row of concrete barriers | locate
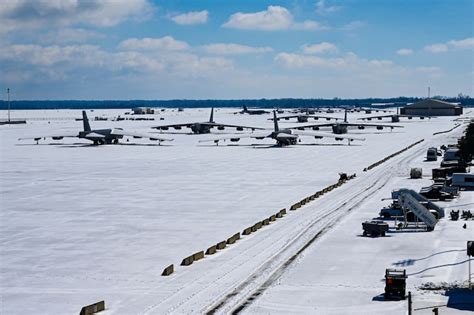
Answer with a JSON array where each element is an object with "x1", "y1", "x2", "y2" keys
[
  {"x1": 433, "y1": 124, "x2": 461, "y2": 136},
  {"x1": 363, "y1": 139, "x2": 425, "y2": 172},
  {"x1": 289, "y1": 174, "x2": 357, "y2": 211},
  {"x1": 79, "y1": 174, "x2": 360, "y2": 313},
  {"x1": 161, "y1": 173, "x2": 358, "y2": 277}
]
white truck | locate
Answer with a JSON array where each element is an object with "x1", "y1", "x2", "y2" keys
[{"x1": 451, "y1": 173, "x2": 474, "y2": 188}]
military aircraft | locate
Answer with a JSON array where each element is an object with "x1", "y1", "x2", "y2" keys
[
  {"x1": 268, "y1": 108, "x2": 342, "y2": 123},
  {"x1": 358, "y1": 107, "x2": 432, "y2": 122},
  {"x1": 236, "y1": 105, "x2": 270, "y2": 115},
  {"x1": 152, "y1": 107, "x2": 265, "y2": 134},
  {"x1": 199, "y1": 111, "x2": 365, "y2": 147},
  {"x1": 288, "y1": 110, "x2": 403, "y2": 134},
  {"x1": 18, "y1": 111, "x2": 173, "y2": 145}
]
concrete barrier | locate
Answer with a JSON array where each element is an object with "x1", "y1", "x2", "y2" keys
[
  {"x1": 242, "y1": 227, "x2": 252, "y2": 235},
  {"x1": 161, "y1": 264, "x2": 174, "y2": 276},
  {"x1": 227, "y1": 233, "x2": 240, "y2": 244},
  {"x1": 193, "y1": 251, "x2": 204, "y2": 261},
  {"x1": 290, "y1": 203, "x2": 300, "y2": 210},
  {"x1": 280, "y1": 208, "x2": 287, "y2": 216},
  {"x1": 206, "y1": 245, "x2": 217, "y2": 255},
  {"x1": 269, "y1": 214, "x2": 276, "y2": 221},
  {"x1": 216, "y1": 240, "x2": 227, "y2": 250},
  {"x1": 252, "y1": 222, "x2": 262, "y2": 231},
  {"x1": 276, "y1": 211, "x2": 282, "y2": 218},
  {"x1": 262, "y1": 218, "x2": 270, "y2": 226},
  {"x1": 181, "y1": 255, "x2": 194, "y2": 266},
  {"x1": 80, "y1": 301, "x2": 105, "y2": 315}
]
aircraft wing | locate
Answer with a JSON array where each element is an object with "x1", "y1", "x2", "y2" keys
[
  {"x1": 357, "y1": 115, "x2": 393, "y2": 120},
  {"x1": 205, "y1": 123, "x2": 265, "y2": 130},
  {"x1": 291, "y1": 130, "x2": 366, "y2": 141},
  {"x1": 110, "y1": 129, "x2": 173, "y2": 141},
  {"x1": 199, "y1": 132, "x2": 271, "y2": 143},
  {"x1": 343, "y1": 123, "x2": 403, "y2": 128},
  {"x1": 151, "y1": 123, "x2": 193, "y2": 130},
  {"x1": 399, "y1": 114, "x2": 435, "y2": 118},
  {"x1": 287, "y1": 123, "x2": 336, "y2": 129},
  {"x1": 18, "y1": 133, "x2": 78, "y2": 141},
  {"x1": 269, "y1": 114, "x2": 301, "y2": 121},
  {"x1": 308, "y1": 115, "x2": 341, "y2": 120}
]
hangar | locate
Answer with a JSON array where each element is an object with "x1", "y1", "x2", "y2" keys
[{"x1": 400, "y1": 98, "x2": 463, "y2": 116}]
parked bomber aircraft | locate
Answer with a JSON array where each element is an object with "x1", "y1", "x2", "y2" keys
[
  {"x1": 199, "y1": 111, "x2": 365, "y2": 147},
  {"x1": 18, "y1": 111, "x2": 173, "y2": 145},
  {"x1": 269, "y1": 109, "x2": 342, "y2": 123},
  {"x1": 153, "y1": 108, "x2": 265, "y2": 134},
  {"x1": 289, "y1": 110, "x2": 403, "y2": 134},
  {"x1": 236, "y1": 105, "x2": 270, "y2": 115},
  {"x1": 358, "y1": 107, "x2": 432, "y2": 122}
]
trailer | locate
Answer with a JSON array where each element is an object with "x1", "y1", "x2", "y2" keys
[
  {"x1": 362, "y1": 221, "x2": 389, "y2": 237},
  {"x1": 385, "y1": 269, "x2": 407, "y2": 299}
]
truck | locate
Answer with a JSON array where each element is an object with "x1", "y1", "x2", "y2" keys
[
  {"x1": 426, "y1": 147, "x2": 438, "y2": 161},
  {"x1": 362, "y1": 221, "x2": 389, "y2": 236},
  {"x1": 385, "y1": 269, "x2": 407, "y2": 299},
  {"x1": 451, "y1": 173, "x2": 474, "y2": 189}
]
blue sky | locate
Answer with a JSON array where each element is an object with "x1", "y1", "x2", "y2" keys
[{"x1": 0, "y1": 0, "x2": 472, "y2": 100}]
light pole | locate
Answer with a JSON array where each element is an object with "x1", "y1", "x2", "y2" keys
[{"x1": 7, "y1": 88, "x2": 11, "y2": 122}]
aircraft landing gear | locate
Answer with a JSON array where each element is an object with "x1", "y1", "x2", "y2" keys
[{"x1": 113, "y1": 139, "x2": 119, "y2": 144}]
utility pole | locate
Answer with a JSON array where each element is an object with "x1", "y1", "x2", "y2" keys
[
  {"x1": 428, "y1": 86, "x2": 431, "y2": 99},
  {"x1": 408, "y1": 291, "x2": 412, "y2": 315},
  {"x1": 7, "y1": 88, "x2": 11, "y2": 122}
]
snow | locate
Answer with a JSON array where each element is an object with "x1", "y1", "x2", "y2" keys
[{"x1": 0, "y1": 108, "x2": 473, "y2": 314}]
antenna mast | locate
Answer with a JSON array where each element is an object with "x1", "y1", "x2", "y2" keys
[
  {"x1": 428, "y1": 86, "x2": 430, "y2": 99},
  {"x1": 7, "y1": 88, "x2": 10, "y2": 122}
]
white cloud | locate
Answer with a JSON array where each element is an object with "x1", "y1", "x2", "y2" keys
[
  {"x1": 223, "y1": 6, "x2": 328, "y2": 31},
  {"x1": 341, "y1": 20, "x2": 366, "y2": 31},
  {"x1": 223, "y1": 6, "x2": 292, "y2": 31},
  {"x1": 171, "y1": 10, "x2": 208, "y2": 25},
  {"x1": 396, "y1": 48, "x2": 413, "y2": 56},
  {"x1": 302, "y1": 42, "x2": 338, "y2": 54},
  {"x1": 119, "y1": 36, "x2": 189, "y2": 51},
  {"x1": 316, "y1": 0, "x2": 342, "y2": 14},
  {"x1": 0, "y1": 0, "x2": 153, "y2": 33},
  {"x1": 39, "y1": 28, "x2": 105, "y2": 44},
  {"x1": 202, "y1": 43, "x2": 273, "y2": 55},
  {"x1": 424, "y1": 43, "x2": 448, "y2": 53},
  {"x1": 0, "y1": 42, "x2": 237, "y2": 84},
  {"x1": 448, "y1": 37, "x2": 474, "y2": 49},
  {"x1": 292, "y1": 20, "x2": 329, "y2": 31},
  {"x1": 275, "y1": 52, "x2": 349, "y2": 69}
]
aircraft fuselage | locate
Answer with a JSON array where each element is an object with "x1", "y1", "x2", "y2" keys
[
  {"x1": 331, "y1": 124, "x2": 348, "y2": 134},
  {"x1": 191, "y1": 123, "x2": 212, "y2": 134},
  {"x1": 78, "y1": 128, "x2": 123, "y2": 144}
]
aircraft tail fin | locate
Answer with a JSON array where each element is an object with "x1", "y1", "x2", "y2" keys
[
  {"x1": 344, "y1": 109, "x2": 348, "y2": 123},
  {"x1": 273, "y1": 111, "x2": 279, "y2": 132},
  {"x1": 397, "y1": 107, "x2": 399, "y2": 115},
  {"x1": 82, "y1": 110, "x2": 91, "y2": 132},
  {"x1": 209, "y1": 107, "x2": 214, "y2": 123},
  {"x1": 243, "y1": 105, "x2": 248, "y2": 112}
]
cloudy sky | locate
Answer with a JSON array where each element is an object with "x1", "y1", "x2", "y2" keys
[{"x1": 0, "y1": 0, "x2": 472, "y2": 100}]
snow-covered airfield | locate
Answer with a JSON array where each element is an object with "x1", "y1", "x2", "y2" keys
[{"x1": 1, "y1": 107, "x2": 473, "y2": 314}]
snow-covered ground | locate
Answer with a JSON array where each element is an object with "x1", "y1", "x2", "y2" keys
[{"x1": 0, "y1": 108, "x2": 473, "y2": 314}]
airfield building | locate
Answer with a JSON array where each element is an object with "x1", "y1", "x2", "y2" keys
[
  {"x1": 132, "y1": 107, "x2": 155, "y2": 115},
  {"x1": 400, "y1": 99, "x2": 463, "y2": 116}
]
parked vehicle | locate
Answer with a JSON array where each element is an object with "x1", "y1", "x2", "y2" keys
[
  {"x1": 426, "y1": 147, "x2": 438, "y2": 161},
  {"x1": 451, "y1": 173, "x2": 474, "y2": 188},
  {"x1": 385, "y1": 269, "x2": 407, "y2": 300},
  {"x1": 362, "y1": 221, "x2": 389, "y2": 236},
  {"x1": 443, "y1": 148, "x2": 460, "y2": 161},
  {"x1": 419, "y1": 185, "x2": 454, "y2": 201}
]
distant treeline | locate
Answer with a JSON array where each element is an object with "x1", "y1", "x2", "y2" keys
[{"x1": 0, "y1": 97, "x2": 473, "y2": 110}]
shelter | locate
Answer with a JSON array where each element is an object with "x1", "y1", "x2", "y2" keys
[{"x1": 400, "y1": 99, "x2": 463, "y2": 116}]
